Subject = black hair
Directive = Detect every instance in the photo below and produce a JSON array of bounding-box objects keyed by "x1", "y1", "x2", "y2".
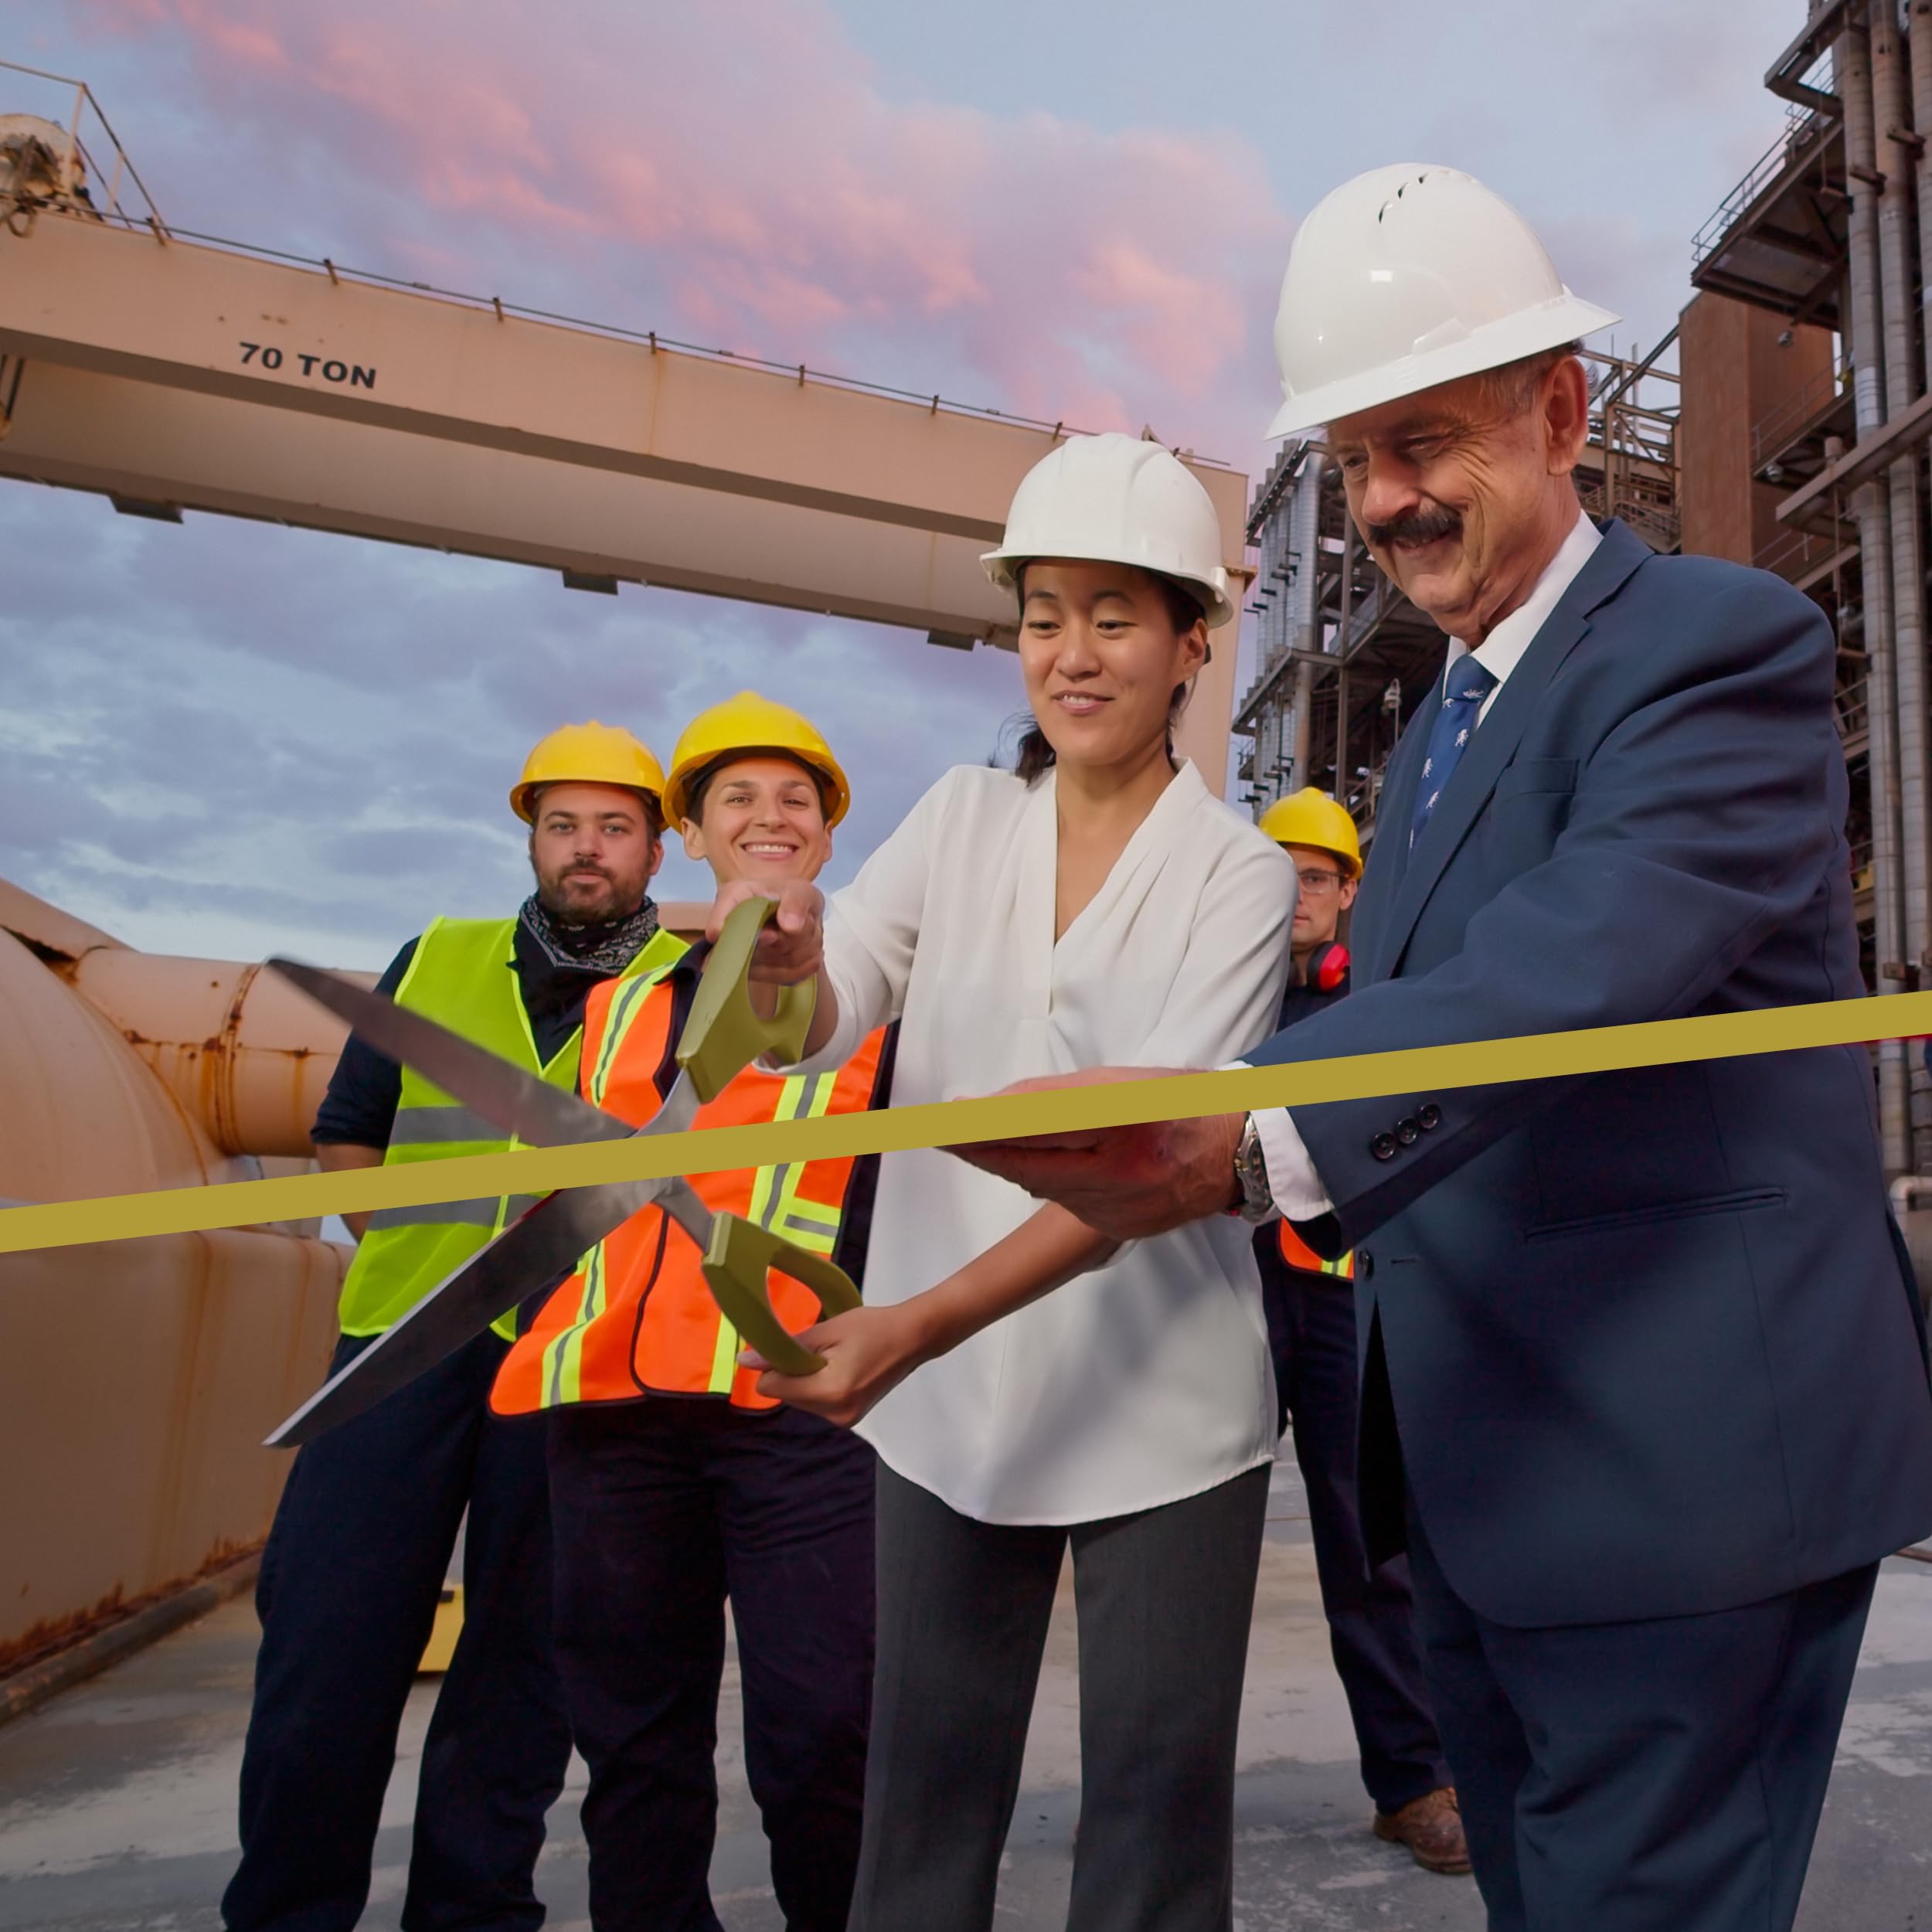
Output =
[{"x1": 1009, "y1": 564, "x2": 1207, "y2": 784}]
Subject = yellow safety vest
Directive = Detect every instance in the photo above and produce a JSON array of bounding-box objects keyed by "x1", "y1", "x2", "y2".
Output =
[{"x1": 335, "y1": 916, "x2": 682, "y2": 1338}]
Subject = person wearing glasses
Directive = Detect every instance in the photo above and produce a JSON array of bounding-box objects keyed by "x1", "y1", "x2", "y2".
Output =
[{"x1": 1252, "y1": 789, "x2": 1466, "y2": 1878}]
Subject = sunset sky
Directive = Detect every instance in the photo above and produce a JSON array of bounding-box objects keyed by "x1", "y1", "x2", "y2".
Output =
[{"x1": 2, "y1": 1, "x2": 1796, "y2": 967}]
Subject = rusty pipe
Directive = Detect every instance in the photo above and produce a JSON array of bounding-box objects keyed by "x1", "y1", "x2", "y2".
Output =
[{"x1": 70, "y1": 950, "x2": 372, "y2": 1160}]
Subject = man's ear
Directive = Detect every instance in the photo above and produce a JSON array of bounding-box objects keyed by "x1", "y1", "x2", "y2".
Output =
[{"x1": 1544, "y1": 355, "x2": 1590, "y2": 478}]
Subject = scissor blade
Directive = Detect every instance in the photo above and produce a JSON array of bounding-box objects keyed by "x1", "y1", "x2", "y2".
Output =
[
  {"x1": 268, "y1": 957, "x2": 623, "y2": 1149},
  {"x1": 266, "y1": 1179, "x2": 657, "y2": 1448}
]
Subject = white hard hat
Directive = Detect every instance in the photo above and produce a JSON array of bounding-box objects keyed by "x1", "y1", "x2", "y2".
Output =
[
  {"x1": 1266, "y1": 164, "x2": 1620, "y2": 440},
  {"x1": 981, "y1": 431, "x2": 1235, "y2": 629}
]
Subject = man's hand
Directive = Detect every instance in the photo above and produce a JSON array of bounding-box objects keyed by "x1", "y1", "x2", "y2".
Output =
[
  {"x1": 949, "y1": 1066, "x2": 1246, "y2": 1242},
  {"x1": 744, "y1": 1301, "x2": 933, "y2": 1428},
  {"x1": 708, "y1": 878, "x2": 825, "y2": 985}
]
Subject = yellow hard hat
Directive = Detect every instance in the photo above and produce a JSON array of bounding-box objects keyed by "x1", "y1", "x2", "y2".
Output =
[
  {"x1": 1257, "y1": 787, "x2": 1362, "y2": 878},
  {"x1": 662, "y1": 692, "x2": 851, "y2": 829},
  {"x1": 510, "y1": 721, "x2": 667, "y2": 824}
]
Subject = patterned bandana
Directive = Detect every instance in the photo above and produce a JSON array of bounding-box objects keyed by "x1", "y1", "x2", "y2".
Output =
[{"x1": 517, "y1": 892, "x2": 661, "y2": 976}]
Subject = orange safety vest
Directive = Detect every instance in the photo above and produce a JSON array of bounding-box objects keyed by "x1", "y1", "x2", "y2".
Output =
[
  {"x1": 1277, "y1": 1217, "x2": 1355, "y2": 1281},
  {"x1": 493, "y1": 965, "x2": 889, "y2": 1415}
]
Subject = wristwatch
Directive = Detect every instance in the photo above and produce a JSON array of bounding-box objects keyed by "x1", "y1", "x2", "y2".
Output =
[{"x1": 1231, "y1": 1113, "x2": 1275, "y2": 1224}]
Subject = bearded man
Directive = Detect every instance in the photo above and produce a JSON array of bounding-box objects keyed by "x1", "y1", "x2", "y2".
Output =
[{"x1": 225, "y1": 724, "x2": 682, "y2": 1932}]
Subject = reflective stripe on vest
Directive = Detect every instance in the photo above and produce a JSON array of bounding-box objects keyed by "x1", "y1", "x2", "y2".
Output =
[
  {"x1": 492, "y1": 968, "x2": 886, "y2": 1415},
  {"x1": 334, "y1": 917, "x2": 683, "y2": 1338},
  {"x1": 1277, "y1": 1218, "x2": 1355, "y2": 1280}
]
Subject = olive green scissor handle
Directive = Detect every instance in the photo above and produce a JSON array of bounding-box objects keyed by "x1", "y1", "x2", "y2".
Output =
[
  {"x1": 701, "y1": 1213, "x2": 863, "y2": 1378},
  {"x1": 676, "y1": 896, "x2": 819, "y2": 1103}
]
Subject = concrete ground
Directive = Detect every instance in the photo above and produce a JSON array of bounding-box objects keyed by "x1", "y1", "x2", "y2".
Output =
[{"x1": 1, "y1": 1459, "x2": 1929, "y2": 1930}]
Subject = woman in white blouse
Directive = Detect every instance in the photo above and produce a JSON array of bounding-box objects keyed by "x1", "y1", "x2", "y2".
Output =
[{"x1": 720, "y1": 433, "x2": 1293, "y2": 1932}]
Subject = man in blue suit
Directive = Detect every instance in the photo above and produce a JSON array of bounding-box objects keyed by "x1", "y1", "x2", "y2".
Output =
[{"x1": 952, "y1": 165, "x2": 1932, "y2": 1930}]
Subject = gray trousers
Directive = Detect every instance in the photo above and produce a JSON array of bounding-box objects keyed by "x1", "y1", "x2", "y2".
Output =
[{"x1": 849, "y1": 1461, "x2": 1272, "y2": 1932}]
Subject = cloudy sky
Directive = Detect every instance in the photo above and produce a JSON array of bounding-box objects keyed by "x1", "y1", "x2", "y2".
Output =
[{"x1": 2, "y1": 0, "x2": 1795, "y2": 969}]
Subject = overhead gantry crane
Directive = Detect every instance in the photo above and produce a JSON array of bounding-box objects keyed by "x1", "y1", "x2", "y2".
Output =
[
  {"x1": 0, "y1": 85, "x2": 1251, "y2": 782},
  {"x1": 0, "y1": 70, "x2": 1254, "y2": 1665}
]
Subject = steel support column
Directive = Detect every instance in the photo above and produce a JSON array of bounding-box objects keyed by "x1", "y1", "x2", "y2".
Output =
[{"x1": 1845, "y1": 13, "x2": 1913, "y2": 1172}]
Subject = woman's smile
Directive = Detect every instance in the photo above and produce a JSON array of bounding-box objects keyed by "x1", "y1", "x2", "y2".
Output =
[{"x1": 1052, "y1": 689, "x2": 1113, "y2": 716}]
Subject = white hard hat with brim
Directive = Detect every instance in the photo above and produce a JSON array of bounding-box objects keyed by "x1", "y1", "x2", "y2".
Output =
[
  {"x1": 1266, "y1": 163, "x2": 1621, "y2": 440},
  {"x1": 982, "y1": 431, "x2": 1236, "y2": 629}
]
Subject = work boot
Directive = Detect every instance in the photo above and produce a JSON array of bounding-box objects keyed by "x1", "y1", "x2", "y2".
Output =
[{"x1": 1372, "y1": 1786, "x2": 1471, "y2": 1875}]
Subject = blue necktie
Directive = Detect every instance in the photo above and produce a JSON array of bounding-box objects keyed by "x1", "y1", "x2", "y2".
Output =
[{"x1": 1410, "y1": 658, "x2": 1498, "y2": 850}]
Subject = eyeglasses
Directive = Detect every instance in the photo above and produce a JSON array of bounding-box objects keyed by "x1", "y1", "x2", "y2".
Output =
[{"x1": 1296, "y1": 869, "x2": 1345, "y2": 893}]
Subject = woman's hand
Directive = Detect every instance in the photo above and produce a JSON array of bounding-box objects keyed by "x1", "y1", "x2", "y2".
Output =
[
  {"x1": 743, "y1": 1301, "x2": 934, "y2": 1428},
  {"x1": 949, "y1": 1066, "x2": 1244, "y2": 1240},
  {"x1": 708, "y1": 878, "x2": 825, "y2": 985}
]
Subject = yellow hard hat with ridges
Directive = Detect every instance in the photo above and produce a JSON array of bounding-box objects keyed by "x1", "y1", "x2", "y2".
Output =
[
  {"x1": 663, "y1": 692, "x2": 851, "y2": 829},
  {"x1": 510, "y1": 721, "x2": 667, "y2": 824},
  {"x1": 1257, "y1": 787, "x2": 1362, "y2": 878}
]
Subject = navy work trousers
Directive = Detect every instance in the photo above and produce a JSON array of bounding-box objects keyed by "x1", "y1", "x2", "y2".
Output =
[
  {"x1": 1405, "y1": 1497, "x2": 1877, "y2": 1930},
  {"x1": 546, "y1": 1399, "x2": 876, "y2": 1932},
  {"x1": 223, "y1": 1330, "x2": 570, "y2": 1932},
  {"x1": 1262, "y1": 1264, "x2": 1451, "y2": 1812}
]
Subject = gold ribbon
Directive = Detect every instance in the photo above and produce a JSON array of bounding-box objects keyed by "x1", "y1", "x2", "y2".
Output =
[{"x1": 5, "y1": 991, "x2": 1931, "y2": 1256}]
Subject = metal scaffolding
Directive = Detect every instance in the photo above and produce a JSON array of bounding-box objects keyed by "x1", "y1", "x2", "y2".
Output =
[{"x1": 1688, "y1": 0, "x2": 1932, "y2": 1173}]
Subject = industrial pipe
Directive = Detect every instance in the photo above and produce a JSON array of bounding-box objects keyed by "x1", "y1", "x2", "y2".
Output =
[
  {"x1": 1287, "y1": 451, "x2": 1327, "y2": 786},
  {"x1": 1842, "y1": 15, "x2": 1913, "y2": 1174},
  {"x1": 1911, "y1": 0, "x2": 1932, "y2": 358},
  {"x1": 70, "y1": 949, "x2": 370, "y2": 1161},
  {"x1": 1872, "y1": 5, "x2": 1932, "y2": 1164}
]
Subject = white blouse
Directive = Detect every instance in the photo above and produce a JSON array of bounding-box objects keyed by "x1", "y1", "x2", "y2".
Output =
[{"x1": 798, "y1": 759, "x2": 1294, "y2": 1525}]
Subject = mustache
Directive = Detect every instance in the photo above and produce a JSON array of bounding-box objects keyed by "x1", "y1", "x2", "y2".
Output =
[{"x1": 1368, "y1": 505, "x2": 1463, "y2": 549}]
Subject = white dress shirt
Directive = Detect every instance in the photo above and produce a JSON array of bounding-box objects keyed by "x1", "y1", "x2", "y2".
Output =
[
  {"x1": 794, "y1": 759, "x2": 1294, "y2": 1526},
  {"x1": 1251, "y1": 512, "x2": 1603, "y2": 1219}
]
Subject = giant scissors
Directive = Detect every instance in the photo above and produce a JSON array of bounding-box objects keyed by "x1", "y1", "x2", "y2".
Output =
[{"x1": 263, "y1": 899, "x2": 859, "y2": 1448}]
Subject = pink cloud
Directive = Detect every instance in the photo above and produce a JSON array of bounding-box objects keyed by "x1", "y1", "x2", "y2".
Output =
[{"x1": 73, "y1": 0, "x2": 1291, "y2": 463}]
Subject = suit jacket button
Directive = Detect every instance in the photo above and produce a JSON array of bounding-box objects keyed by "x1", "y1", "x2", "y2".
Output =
[
  {"x1": 1396, "y1": 1117, "x2": 1420, "y2": 1145},
  {"x1": 1418, "y1": 1104, "x2": 1441, "y2": 1130},
  {"x1": 1358, "y1": 1250, "x2": 1375, "y2": 1279},
  {"x1": 1371, "y1": 1133, "x2": 1397, "y2": 1162}
]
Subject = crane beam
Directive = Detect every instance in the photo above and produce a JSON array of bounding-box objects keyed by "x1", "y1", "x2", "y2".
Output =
[{"x1": 0, "y1": 212, "x2": 1249, "y2": 779}]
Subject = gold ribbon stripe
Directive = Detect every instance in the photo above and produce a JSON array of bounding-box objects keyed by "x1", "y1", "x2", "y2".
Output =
[{"x1": 5, "y1": 990, "x2": 1932, "y2": 1257}]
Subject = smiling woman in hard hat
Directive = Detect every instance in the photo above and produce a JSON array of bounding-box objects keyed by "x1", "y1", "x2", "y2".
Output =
[
  {"x1": 944, "y1": 165, "x2": 1932, "y2": 1932},
  {"x1": 489, "y1": 694, "x2": 890, "y2": 1932},
  {"x1": 226, "y1": 724, "x2": 680, "y2": 1932},
  {"x1": 709, "y1": 431, "x2": 1294, "y2": 1931}
]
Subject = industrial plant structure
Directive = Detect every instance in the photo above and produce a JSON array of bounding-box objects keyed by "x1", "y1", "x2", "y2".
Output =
[
  {"x1": 3, "y1": 3, "x2": 1930, "y2": 1706},
  {"x1": 1233, "y1": 0, "x2": 1932, "y2": 1185}
]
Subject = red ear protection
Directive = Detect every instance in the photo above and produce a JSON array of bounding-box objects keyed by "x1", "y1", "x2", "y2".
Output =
[{"x1": 1305, "y1": 940, "x2": 1351, "y2": 995}]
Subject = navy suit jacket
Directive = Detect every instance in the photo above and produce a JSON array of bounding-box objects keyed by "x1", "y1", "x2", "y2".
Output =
[{"x1": 1247, "y1": 519, "x2": 1932, "y2": 1629}]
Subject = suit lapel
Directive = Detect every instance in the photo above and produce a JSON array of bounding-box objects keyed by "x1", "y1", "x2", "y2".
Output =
[
  {"x1": 1372, "y1": 520, "x2": 1651, "y2": 981},
  {"x1": 1359, "y1": 706, "x2": 1434, "y2": 984}
]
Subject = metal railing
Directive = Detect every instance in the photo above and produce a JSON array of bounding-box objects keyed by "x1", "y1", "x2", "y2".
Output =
[
  {"x1": 0, "y1": 56, "x2": 165, "y2": 231},
  {"x1": 0, "y1": 60, "x2": 1233, "y2": 467},
  {"x1": 1836, "y1": 679, "x2": 1870, "y2": 746},
  {"x1": 1692, "y1": 59, "x2": 1836, "y2": 269},
  {"x1": 1755, "y1": 523, "x2": 1851, "y2": 583},
  {"x1": 1751, "y1": 360, "x2": 1850, "y2": 473}
]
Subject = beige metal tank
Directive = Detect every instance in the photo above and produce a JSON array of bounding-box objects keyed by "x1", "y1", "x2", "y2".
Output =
[{"x1": 0, "y1": 878, "x2": 350, "y2": 1666}]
